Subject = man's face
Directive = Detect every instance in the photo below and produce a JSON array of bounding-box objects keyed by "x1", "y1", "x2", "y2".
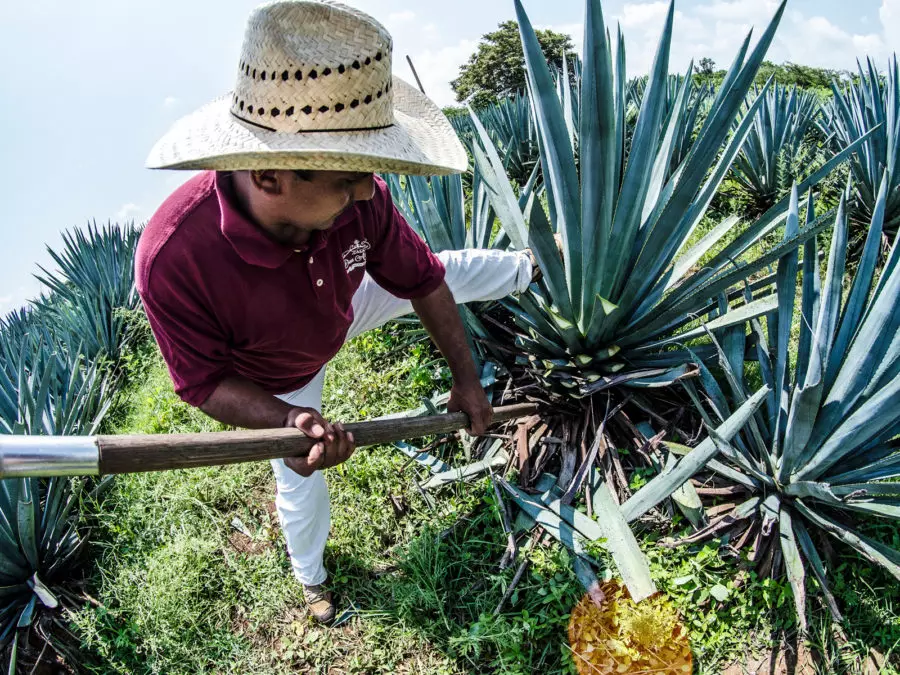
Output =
[{"x1": 254, "y1": 169, "x2": 376, "y2": 248}]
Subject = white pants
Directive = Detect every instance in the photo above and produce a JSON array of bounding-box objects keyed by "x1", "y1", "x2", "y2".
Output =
[{"x1": 271, "y1": 249, "x2": 532, "y2": 585}]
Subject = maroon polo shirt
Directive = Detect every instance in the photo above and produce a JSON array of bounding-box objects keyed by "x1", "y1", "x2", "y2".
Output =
[{"x1": 135, "y1": 171, "x2": 445, "y2": 407}]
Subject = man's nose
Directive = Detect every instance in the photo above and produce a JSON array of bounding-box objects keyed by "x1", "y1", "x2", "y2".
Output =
[{"x1": 353, "y1": 174, "x2": 376, "y2": 202}]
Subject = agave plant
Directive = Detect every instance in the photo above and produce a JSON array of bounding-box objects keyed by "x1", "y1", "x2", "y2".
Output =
[
  {"x1": 0, "y1": 221, "x2": 134, "y2": 666},
  {"x1": 624, "y1": 177, "x2": 900, "y2": 629},
  {"x1": 731, "y1": 84, "x2": 823, "y2": 213},
  {"x1": 473, "y1": 0, "x2": 864, "y2": 396},
  {"x1": 823, "y1": 55, "x2": 900, "y2": 242},
  {"x1": 0, "y1": 330, "x2": 112, "y2": 668},
  {"x1": 451, "y1": 90, "x2": 541, "y2": 188},
  {"x1": 34, "y1": 221, "x2": 141, "y2": 360},
  {"x1": 626, "y1": 73, "x2": 712, "y2": 175}
]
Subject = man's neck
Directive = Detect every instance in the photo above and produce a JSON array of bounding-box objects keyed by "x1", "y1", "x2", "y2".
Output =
[{"x1": 230, "y1": 171, "x2": 312, "y2": 248}]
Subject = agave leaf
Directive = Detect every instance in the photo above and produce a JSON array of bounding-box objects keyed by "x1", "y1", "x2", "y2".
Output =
[
  {"x1": 632, "y1": 295, "x2": 777, "y2": 351},
  {"x1": 827, "y1": 452, "x2": 900, "y2": 484},
  {"x1": 589, "y1": 468, "x2": 657, "y2": 602},
  {"x1": 667, "y1": 215, "x2": 740, "y2": 289},
  {"x1": 825, "y1": 169, "x2": 889, "y2": 389},
  {"x1": 830, "y1": 481, "x2": 900, "y2": 497},
  {"x1": 6, "y1": 623, "x2": 18, "y2": 674},
  {"x1": 794, "y1": 499, "x2": 900, "y2": 581},
  {"x1": 523, "y1": 194, "x2": 576, "y2": 322},
  {"x1": 779, "y1": 509, "x2": 808, "y2": 630},
  {"x1": 805, "y1": 194, "x2": 849, "y2": 385},
  {"x1": 656, "y1": 129, "x2": 874, "y2": 320},
  {"x1": 793, "y1": 518, "x2": 842, "y2": 622},
  {"x1": 27, "y1": 573, "x2": 57, "y2": 609},
  {"x1": 515, "y1": 0, "x2": 582, "y2": 311},
  {"x1": 624, "y1": 76, "x2": 777, "y2": 314},
  {"x1": 604, "y1": 0, "x2": 674, "y2": 300},
  {"x1": 771, "y1": 185, "x2": 802, "y2": 459},
  {"x1": 422, "y1": 452, "x2": 508, "y2": 490},
  {"x1": 393, "y1": 442, "x2": 450, "y2": 474},
  {"x1": 796, "y1": 193, "x2": 820, "y2": 388},
  {"x1": 579, "y1": 0, "x2": 616, "y2": 326},
  {"x1": 500, "y1": 479, "x2": 590, "y2": 557},
  {"x1": 469, "y1": 112, "x2": 530, "y2": 251},
  {"x1": 796, "y1": 369, "x2": 900, "y2": 481},
  {"x1": 642, "y1": 64, "x2": 693, "y2": 227},
  {"x1": 662, "y1": 453, "x2": 706, "y2": 529},
  {"x1": 622, "y1": 386, "x2": 769, "y2": 522},
  {"x1": 15, "y1": 481, "x2": 38, "y2": 572},
  {"x1": 707, "y1": 428, "x2": 774, "y2": 487}
]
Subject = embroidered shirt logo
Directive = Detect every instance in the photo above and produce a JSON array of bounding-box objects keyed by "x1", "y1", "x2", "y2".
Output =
[{"x1": 342, "y1": 238, "x2": 371, "y2": 274}]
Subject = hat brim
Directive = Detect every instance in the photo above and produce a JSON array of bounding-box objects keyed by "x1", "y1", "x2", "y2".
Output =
[{"x1": 146, "y1": 76, "x2": 468, "y2": 176}]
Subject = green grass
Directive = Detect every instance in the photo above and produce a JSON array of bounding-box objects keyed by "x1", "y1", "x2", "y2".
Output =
[{"x1": 65, "y1": 324, "x2": 899, "y2": 674}]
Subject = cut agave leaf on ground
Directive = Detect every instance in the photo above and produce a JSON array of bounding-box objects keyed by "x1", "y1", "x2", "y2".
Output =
[
  {"x1": 637, "y1": 421, "x2": 707, "y2": 529},
  {"x1": 513, "y1": 473, "x2": 559, "y2": 531},
  {"x1": 394, "y1": 442, "x2": 451, "y2": 474},
  {"x1": 622, "y1": 386, "x2": 770, "y2": 522},
  {"x1": 371, "y1": 372, "x2": 497, "y2": 421},
  {"x1": 500, "y1": 479, "x2": 592, "y2": 558},
  {"x1": 422, "y1": 452, "x2": 508, "y2": 490},
  {"x1": 665, "y1": 454, "x2": 707, "y2": 529},
  {"x1": 574, "y1": 555, "x2": 607, "y2": 608},
  {"x1": 589, "y1": 469, "x2": 657, "y2": 602}
]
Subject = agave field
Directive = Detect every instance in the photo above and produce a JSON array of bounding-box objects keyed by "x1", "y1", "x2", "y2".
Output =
[{"x1": 3, "y1": 0, "x2": 900, "y2": 671}]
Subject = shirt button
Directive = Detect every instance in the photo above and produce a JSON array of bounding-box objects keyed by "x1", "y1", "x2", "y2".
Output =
[{"x1": 316, "y1": 279, "x2": 324, "y2": 287}]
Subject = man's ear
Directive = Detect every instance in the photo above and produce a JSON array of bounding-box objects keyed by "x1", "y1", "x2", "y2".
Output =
[{"x1": 248, "y1": 170, "x2": 284, "y2": 196}]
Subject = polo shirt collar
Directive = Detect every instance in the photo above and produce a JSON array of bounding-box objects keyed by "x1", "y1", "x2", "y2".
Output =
[{"x1": 215, "y1": 171, "x2": 351, "y2": 269}]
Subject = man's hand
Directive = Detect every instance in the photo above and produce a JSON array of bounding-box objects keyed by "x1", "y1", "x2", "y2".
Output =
[
  {"x1": 283, "y1": 407, "x2": 356, "y2": 477},
  {"x1": 447, "y1": 381, "x2": 493, "y2": 436}
]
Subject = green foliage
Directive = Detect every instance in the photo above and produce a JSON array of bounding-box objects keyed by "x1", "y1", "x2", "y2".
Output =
[
  {"x1": 451, "y1": 20, "x2": 574, "y2": 108},
  {"x1": 731, "y1": 84, "x2": 824, "y2": 214},
  {"x1": 823, "y1": 55, "x2": 900, "y2": 242},
  {"x1": 34, "y1": 221, "x2": 141, "y2": 361},
  {"x1": 695, "y1": 58, "x2": 848, "y2": 94}
]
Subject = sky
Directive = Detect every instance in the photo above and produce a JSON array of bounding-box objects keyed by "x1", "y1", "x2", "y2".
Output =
[{"x1": 1, "y1": 0, "x2": 898, "y2": 315}]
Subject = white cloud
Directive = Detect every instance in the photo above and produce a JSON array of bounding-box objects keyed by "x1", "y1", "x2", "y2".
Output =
[
  {"x1": 163, "y1": 96, "x2": 179, "y2": 108},
  {"x1": 577, "y1": 0, "x2": 893, "y2": 78},
  {"x1": 387, "y1": 10, "x2": 416, "y2": 24},
  {"x1": 402, "y1": 38, "x2": 479, "y2": 106},
  {"x1": 116, "y1": 203, "x2": 142, "y2": 221}
]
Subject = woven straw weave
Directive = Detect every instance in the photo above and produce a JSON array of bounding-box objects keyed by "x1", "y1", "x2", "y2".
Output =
[{"x1": 147, "y1": 1, "x2": 466, "y2": 175}]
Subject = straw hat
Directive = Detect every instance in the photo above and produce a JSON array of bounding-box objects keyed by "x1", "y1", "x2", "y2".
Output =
[{"x1": 146, "y1": 1, "x2": 467, "y2": 175}]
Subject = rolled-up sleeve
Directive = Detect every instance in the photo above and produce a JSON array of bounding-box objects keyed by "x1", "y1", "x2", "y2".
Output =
[
  {"x1": 364, "y1": 178, "x2": 446, "y2": 299},
  {"x1": 137, "y1": 266, "x2": 234, "y2": 407}
]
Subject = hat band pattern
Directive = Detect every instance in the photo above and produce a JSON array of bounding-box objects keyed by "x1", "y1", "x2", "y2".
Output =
[
  {"x1": 238, "y1": 50, "x2": 384, "y2": 83},
  {"x1": 230, "y1": 109, "x2": 395, "y2": 134},
  {"x1": 232, "y1": 80, "x2": 392, "y2": 126}
]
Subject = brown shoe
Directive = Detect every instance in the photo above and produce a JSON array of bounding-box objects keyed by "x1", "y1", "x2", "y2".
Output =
[{"x1": 303, "y1": 584, "x2": 336, "y2": 624}]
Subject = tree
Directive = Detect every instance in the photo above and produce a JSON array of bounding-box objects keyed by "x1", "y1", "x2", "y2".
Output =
[{"x1": 451, "y1": 20, "x2": 574, "y2": 108}]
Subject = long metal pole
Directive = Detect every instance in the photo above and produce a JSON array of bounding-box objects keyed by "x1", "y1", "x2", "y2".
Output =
[{"x1": 0, "y1": 403, "x2": 538, "y2": 479}]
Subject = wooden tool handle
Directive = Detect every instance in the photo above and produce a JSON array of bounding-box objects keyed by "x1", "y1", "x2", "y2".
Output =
[{"x1": 97, "y1": 403, "x2": 538, "y2": 474}]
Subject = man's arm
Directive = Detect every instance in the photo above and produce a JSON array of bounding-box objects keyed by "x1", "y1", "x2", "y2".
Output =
[
  {"x1": 200, "y1": 376, "x2": 355, "y2": 477},
  {"x1": 411, "y1": 281, "x2": 493, "y2": 435}
]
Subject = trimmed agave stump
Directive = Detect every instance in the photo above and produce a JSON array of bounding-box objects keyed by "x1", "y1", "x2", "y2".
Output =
[{"x1": 568, "y1": 582, "x2": 691, "y2": 675}]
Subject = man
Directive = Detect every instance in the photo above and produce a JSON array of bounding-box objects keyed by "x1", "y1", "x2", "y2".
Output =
[{"x1": 136, "y1": 0, "x2": 533, "y2": 623}]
